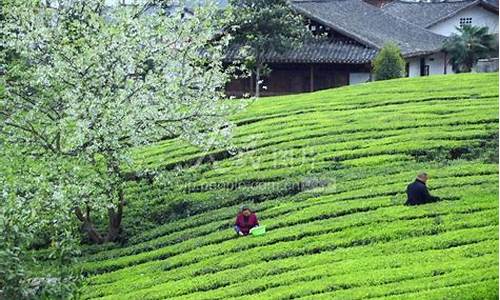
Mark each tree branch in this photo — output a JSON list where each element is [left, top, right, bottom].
[[74, 206, 87, 222]]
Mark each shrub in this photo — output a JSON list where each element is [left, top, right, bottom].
[[372, 42, 406, 81], [444, 25, 497, 73]]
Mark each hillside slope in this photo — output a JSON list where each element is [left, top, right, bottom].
[[80, 73, 499, 299]]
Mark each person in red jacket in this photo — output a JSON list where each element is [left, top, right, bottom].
[[234, 205, 259, 236]]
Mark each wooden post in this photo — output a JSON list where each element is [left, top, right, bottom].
[[249, 73, 254, 96], [255, 67, 261, 98], [309, 65, 314, 92], [443, 51, 448, 74]]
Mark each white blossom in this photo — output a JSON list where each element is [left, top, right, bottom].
[[1, 0, 241, 243]]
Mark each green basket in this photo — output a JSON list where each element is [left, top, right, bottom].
[[250, 226, 266, 236]]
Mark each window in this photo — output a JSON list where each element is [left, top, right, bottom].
[[459, 17, 472, 27]]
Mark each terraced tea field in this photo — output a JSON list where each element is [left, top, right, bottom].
[[80, 73, 499, 299]]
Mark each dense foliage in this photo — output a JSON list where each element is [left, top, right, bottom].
[[444, 25, 497, 73], [1, 0, 236, 246], [372, 42, 406, 81], [76, 73, 498, 299], [0, 144, 82, 299]]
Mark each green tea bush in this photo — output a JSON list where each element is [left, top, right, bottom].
[[73, 73, 498, 299]]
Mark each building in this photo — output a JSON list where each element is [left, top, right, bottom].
[[382, 0, 498, 77], [226, 0, 499, 97]]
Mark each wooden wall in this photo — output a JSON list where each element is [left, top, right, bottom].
[[226, 63, 371, 97]]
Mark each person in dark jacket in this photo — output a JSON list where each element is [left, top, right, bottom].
[[234, 205, 259, 236], [405, 172, 441, 206]]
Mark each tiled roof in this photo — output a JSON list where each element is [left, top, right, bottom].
[[383, 0, 499, 29], [225, 0, 498, 64], [225, 40, 378, 64], [484, 0, 499, 7], [290, 0, 447, 57]]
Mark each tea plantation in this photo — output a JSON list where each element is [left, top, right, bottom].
[[79, 73, 499, 299]]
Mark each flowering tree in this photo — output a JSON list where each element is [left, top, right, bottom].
[[1, 0, 236, 244]]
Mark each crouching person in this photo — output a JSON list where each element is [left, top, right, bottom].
[[234, 205, 259, 236], [405, 172, 441, 206]]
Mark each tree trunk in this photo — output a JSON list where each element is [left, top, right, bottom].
[[104, 191, 125, 243], [74, 207, 104, 244], [74, 192, 125, 244], [255, 66, 261, 98], [74, 156, 127, 244]]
